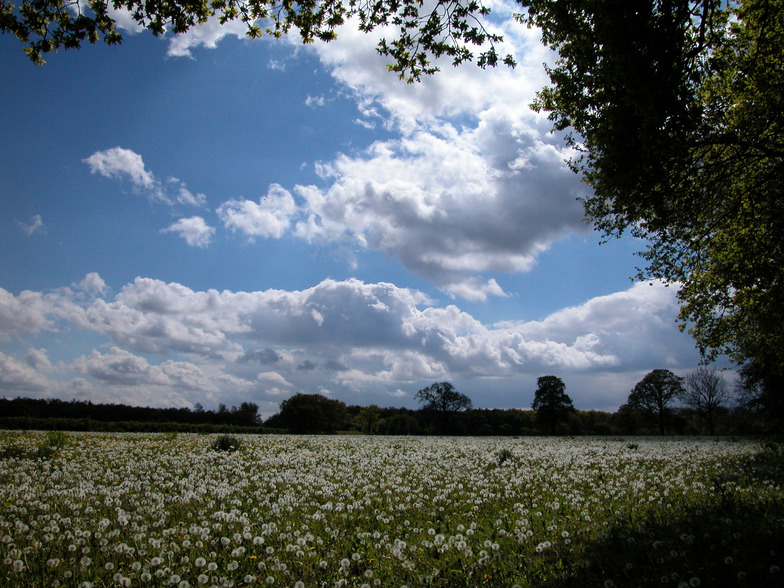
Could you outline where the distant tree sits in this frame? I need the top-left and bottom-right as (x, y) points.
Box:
(628, 369), (684, 435)
(278, 393), (347, 434)
(354, 405), (382, 434)
(235, 402), (260, 427)
(415, 382), (472, 433)
(681, 366), (732, 434)
(531, 375), (574, 434)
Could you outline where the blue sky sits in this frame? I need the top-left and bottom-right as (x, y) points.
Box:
(0, 3), (711, 417)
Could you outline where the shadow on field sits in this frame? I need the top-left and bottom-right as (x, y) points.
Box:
(537, 448), (784, 588)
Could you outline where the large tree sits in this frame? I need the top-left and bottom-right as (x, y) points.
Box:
(277, 393), (348, 433)
(521, 0), (784, 413)
(681, 366), (731, 434)
(415, 381), (472, 432)
(531, 375), (573, 434)
(628, 369), (684, 435)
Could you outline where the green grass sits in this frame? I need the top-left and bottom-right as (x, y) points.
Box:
(1, 433), (782, 587)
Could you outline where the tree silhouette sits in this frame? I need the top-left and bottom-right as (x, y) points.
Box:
(415, 381), (472, 433)
(531, 375), (574, 434)
(628, 369), (684, 435)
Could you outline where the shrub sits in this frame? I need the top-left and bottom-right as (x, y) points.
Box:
(211, 434), (241, 452)
(496, 448), (515, 465)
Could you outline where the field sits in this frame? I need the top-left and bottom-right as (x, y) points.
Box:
(1, 433), (783, 587)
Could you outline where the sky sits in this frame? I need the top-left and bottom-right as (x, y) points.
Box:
(0, 2), (714, 418)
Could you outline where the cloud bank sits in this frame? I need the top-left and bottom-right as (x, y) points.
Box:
(0, 274), (699, 413)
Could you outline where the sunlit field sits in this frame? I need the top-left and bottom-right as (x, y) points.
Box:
(2, 433), (782, 587)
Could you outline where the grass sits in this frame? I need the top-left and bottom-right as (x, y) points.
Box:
(1, 433), (782, 587)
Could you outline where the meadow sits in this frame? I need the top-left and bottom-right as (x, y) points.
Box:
(1, 433), (782, 587)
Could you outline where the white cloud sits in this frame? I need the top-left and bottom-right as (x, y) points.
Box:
(19, 214), (46, 236)
(108, 7), (146, 34)
(269, 7), (587, 299)
(293, 116), (584, 298)
(166, 15), (251, 58)
(257, 371), (294, 388)
(24, 347), (53, 372)
(162, 216), (215, 248)
(83, 147), (207, 207)
(0, 274), (702, 410)
(0, 288), (57, 337)
(170, 179), (208, 207)
(306, 95), (326, 108)
(74, 347), (170, 386)
(0, 351), (51, 393)
(84, 146), (156, 190)
(217, 184), (298, 240)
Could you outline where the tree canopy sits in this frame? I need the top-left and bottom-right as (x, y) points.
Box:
(628, 369), (684, 435)
(531, 375), (574, 434)
(415, 381), (472, 432)
(0, 0), (514, 79)
(682, 366), (732, 434)
(523, 0), (784, 405)
(277, 393), (348, 433)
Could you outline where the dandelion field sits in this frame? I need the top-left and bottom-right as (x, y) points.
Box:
(2, 433), (783, 587)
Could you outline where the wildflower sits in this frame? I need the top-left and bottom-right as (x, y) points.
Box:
(195, 557), (207, 567)
(265, 577), (275, 585)
(197, 575), (208, 585)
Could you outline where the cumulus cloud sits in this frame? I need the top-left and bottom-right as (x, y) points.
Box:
(72, 347), (221, 394)
(161, 216), (215, 248)
(217, 184), (298, 239)
(166, 15), (250, 58)
(0, 351), (51, 393)
(269, 7), (588, 299)
(83, 147), (207, 207)
(84, 147), (156, 191)
(257, 371), (294, 388)
(0, 274), (701, 410)
(24, 347), (53, 372)
(239, 348), (281, 364)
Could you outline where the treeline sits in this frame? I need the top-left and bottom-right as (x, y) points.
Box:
(0, 395), (767, 436)
(0, 397), (270, 433)
(268, 399), (764, 436)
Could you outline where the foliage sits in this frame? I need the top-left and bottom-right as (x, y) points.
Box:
(681, 366), (733, 434)
(1, 0), (514, 80)
(210, 433), (242, 452)
(628, 369), (685, 435)
(415, 381), (472, 432)
(0, 397), (260, 427)
(522, 0), (784, 405)
(278, 393), (348, 433)
(531, 375), (574, 434)
(1, 433), (782, 586)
